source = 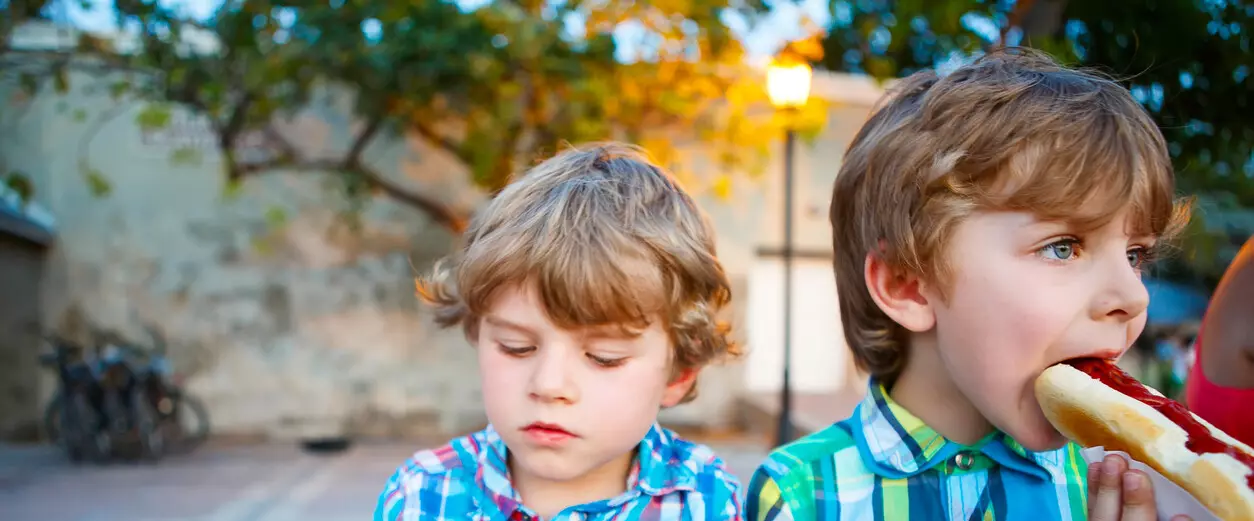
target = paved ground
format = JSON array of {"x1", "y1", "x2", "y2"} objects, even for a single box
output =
[{"x1": 0, "y1": 438, "x2": 770, "y2": 521}]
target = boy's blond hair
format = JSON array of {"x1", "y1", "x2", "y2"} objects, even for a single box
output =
[
  {"x1": 419, "y1": 142, "x2": 736, "y2": 403},
  {"x1": 830, "y1": 48, "x2": 1190, "y2": 385}
]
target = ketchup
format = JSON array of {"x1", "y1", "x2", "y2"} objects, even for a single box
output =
[{"x1": 1067, "y1": 358, "x2": 1254, "y2": 489}]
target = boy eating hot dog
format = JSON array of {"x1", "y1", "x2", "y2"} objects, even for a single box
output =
[{"x1": 746, "y1": 49, "x2": 1192, "y2": 520}]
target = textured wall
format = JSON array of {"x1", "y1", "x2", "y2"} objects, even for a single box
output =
[{"x1": 3, "y1": 68, "x2": 859, "y2": 438}]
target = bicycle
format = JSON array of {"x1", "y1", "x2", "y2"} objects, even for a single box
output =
[{"x1": 38, "y1": 336, "x2": 109, "y2": 463}]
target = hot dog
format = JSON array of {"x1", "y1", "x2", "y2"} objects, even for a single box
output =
[{"x1": 1035, "y1": 358, "x2": 1254, "y2": 521}]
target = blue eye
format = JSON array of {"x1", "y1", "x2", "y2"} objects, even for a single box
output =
[
  {"x1": 1127, "y1": 247, "x2": 1158, "y2": 269},
  {"x1": 1040, "y1": 239, "x2": 1080, "y2": 261}
]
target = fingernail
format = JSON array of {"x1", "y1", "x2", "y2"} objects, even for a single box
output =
[
  {"x1": 1102, "y1": 457, "x2": 1119, "y2": 476},
  {"x1": 1123, "y1": 473, "x2": 1142, "y2": 493}
]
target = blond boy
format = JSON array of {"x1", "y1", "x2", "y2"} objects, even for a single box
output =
[
  {"x1": 374, "y1": 143, "x2": 743, "y2": 520},
  {"x1": 746, "y1": 49, "x2": 1190, "y2": 520}
]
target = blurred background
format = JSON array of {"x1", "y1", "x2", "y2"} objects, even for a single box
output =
[{"x1": 1, "y1": 0, "x2": 1251, "y2": 519}]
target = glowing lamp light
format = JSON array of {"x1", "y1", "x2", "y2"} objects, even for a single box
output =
[{"x1": 766, "y1": 59, "x2": 813, "y2": 109}]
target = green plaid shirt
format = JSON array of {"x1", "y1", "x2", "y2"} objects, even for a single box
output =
[{"x1": 746, "y1": 382, "x2": 1090, "y2": 520}]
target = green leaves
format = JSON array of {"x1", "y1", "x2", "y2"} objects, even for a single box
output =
[
  {"x1": 170, "y1": 147, "x2": 203, "y2": 166},
  {"x1": 33, "y1": 0, "x2": 777, "y2": 231},
  {"x1": 4, "y1": 171, "x2": 34, "y2": 203},
  {"x1": 135, "y1": 103, "x2": 172, "y2": 132},
  {"x1": 79, "y1": 166, "x2": 112, "y2": 197},
  {"x1": 264, "y1": 206, "x2": 288, "y2": 227},
  {"x1": 109, "y1": 81, "x2": 131, "y2": 101},
  {"x1": 817, "y1": 0, "x2": 1254, "y2": 290}
]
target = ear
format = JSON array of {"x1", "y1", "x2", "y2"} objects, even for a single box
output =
[
  {"x1": 661, "y1": 368, "x2": 698, "y2": 407},
  {"x1": 864, "y1": 251, "x2": 936, "y2": 333}
]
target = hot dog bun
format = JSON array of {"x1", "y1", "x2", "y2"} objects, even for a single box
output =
[{"x1": 1035, "y1": 363, "x2": 1254, "y2": 521}]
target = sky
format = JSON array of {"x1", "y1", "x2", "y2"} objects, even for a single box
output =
[{"x1": 48, "y1": 0, "x2": 833, "y2": 64}]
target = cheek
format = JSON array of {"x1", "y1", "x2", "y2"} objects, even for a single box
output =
[
  {"x1": 579, "y1": 364, "x2": 672, "y2": 430},
  {"x1": 478, "y1": 348, "x2": 523, "y2": 400},
  {"x1": 938, "y1": 280, "x2": 1073, "y2": 385}
]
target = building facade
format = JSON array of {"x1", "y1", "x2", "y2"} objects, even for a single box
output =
[{"x1": 0, "y1": 23, "x2": 883, "y2": 440}]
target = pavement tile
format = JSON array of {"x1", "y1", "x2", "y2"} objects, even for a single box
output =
[{"x1": 0, "y1": 439, "x2": 769, "y2": 521}]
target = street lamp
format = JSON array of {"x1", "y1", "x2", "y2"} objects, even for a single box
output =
[{"x1": 766, "y1": 55, "x2": 811, "y2": 448}]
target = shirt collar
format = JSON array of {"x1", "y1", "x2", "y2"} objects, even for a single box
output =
[
  {"x1": 473, "y1": 425, "x2": 526, "y2": 517},
  {"x1": 632, "y1": 423, "x2": 700, "y2": 496},
  {"x1": 472, "y1": 423, "x2": 697, "y2": 516},
  {"x1": 853, "y1": 380, "x2": 1061, "y2": 478}
]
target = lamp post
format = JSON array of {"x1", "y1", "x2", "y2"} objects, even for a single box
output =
[{"x1": 766, "y1": 56, "x2": 812, "y2": 448}]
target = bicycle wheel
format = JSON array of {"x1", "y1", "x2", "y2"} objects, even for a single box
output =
[
  {"x1": 65, "y1": 391, "x2": 109, "y2": 464},
  {"x1": 166, "y1": 391, "x2": 210, "y2": 454},
  {"x1": 132, "y1": 388, "x2": 165, "y2": 462}
]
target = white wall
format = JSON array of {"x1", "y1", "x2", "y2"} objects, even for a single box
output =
[
  {"x1": 741, "y1": 101, "x2": 879, "y2": 396},
  {"x1": 744, "y1": 258, "x2": 848, "y2": 393}
]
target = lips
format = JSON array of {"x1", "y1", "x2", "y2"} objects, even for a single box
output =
[
  {"x1": 1056, "y1": 351, "x2": 1122, "y2": 368},
  {"x1": 520, "y1": 422, "x2": 577, "y2": 447}
]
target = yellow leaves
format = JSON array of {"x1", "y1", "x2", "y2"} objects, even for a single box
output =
[
  {"x1": 778, "y1": 28, "x2": 827, "y2": 64},
  {"x1": 723, "y1": 76, "x2": 766, "y2": 108},
  {"x1": 709, "y1": 174, "x2": 733, "y2": 200}
]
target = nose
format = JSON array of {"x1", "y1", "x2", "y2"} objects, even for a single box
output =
[
  {"x1": 1089, "y1": 254, "x2": 1150, "y2": 322},
  {"x1": 527, "y1": 346, "x2": 579, "y2": 404}
]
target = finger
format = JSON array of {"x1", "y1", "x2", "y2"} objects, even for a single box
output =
[
  {"x1": 1088, "y1": 455, "x2": 1127, "y2": 521},
  {"x1": 1086, "y1": 462, "x2": 1100, "y2": 498},
  {"x1": 1119, "y1": 471, "x2": 1157, "y2": 521}
]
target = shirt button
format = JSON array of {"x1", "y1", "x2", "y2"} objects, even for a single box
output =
[{"x1": 954, "y1": 452, "x2": 975, "y2": 471}]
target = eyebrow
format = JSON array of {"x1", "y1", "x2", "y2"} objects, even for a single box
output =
[{"x1": 483, "y1": 315, "x2": 537, "y2": 336}]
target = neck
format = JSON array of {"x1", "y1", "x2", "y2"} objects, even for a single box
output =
[
  {"x1": 510, "y1": 449, "x2": 636, "y2": 520},
  {"x1": 890, "y1": 333, "x2": 993, "y2": 445}
]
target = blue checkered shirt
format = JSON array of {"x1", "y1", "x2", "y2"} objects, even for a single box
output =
[{"x1": 374, "y1": 423, "x2": 743, "y2": 520}]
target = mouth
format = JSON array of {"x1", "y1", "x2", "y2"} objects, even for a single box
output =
[
  {"x1": 520, "y1": 422, "x2": 577, "y2": 446},
  {"x1": 1055, "y1": 351, "x2": 1122, "y2": 368}
]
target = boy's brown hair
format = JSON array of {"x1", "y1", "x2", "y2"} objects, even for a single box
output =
[
  {"x1": 419, "y1": 142, "x2": 736, "y2": 403},
  {"x1": 830, "y1": 48, "x2": 1190, "y2": 385}
]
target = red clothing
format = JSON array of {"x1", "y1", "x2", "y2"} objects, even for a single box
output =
[{"x1": 1186, "y1": 334, "x2": 1254, "y2": 448}]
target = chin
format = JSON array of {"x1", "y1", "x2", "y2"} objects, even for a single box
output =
[
  {"x1": 1007, "y1": 412, "x2": 1071, "y2": 453},
  {"x1": 1015, "y1": 428, "x2": 1070, "y2": 452},
  {"x1": 512, "y1": 451, "x2": 592, "y2": 481}
]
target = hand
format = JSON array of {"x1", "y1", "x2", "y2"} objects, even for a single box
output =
[{"x1": 1088, "y1": 454, "x2": 1192, "y2": 521}]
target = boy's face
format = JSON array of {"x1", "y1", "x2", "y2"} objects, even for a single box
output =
[
  {"x1": 921, "y1": 209, "x2": 1153, "y2": 451},
  {"x1": 475, "y1": 283, "x2": 694, "y2": 485}
]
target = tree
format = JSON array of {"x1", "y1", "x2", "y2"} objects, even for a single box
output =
[
  {"x1": 3, "y1": 0, "x2": 786, "y2": 232},
  {"x1": 816, "y1": 0, "x2": 1254, "y2": 288}
]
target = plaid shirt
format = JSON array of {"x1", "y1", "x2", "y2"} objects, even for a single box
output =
[
  {"x1": 374, "y1": 423, "x2": 743, "y2": 521},
  {"x1": 746, "y1": 382, "x2": 1090, "y2": 521}
]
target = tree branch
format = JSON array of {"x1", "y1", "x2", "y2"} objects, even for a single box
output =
[
  {"x1": 412, "y1": 120, "x2": 474, "y2": 165},
  {"x1": 354, "y1": 164, "x2": 469, "y2": 232},
  {"x1": 346, "y1": 115, "x2": 385, "y2": 166},
  {"x1": 228, "y1": 122, "x2": 469, "y2": 232}
]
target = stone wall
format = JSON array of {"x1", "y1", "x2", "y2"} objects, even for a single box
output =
[{"x1": 2, "y1": 66, "x2": 825, "y2": 439}]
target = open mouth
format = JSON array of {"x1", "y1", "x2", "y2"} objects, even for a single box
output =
[{"x1": 1057, "y1": 352, "x2": 1122, "y2": 369}]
